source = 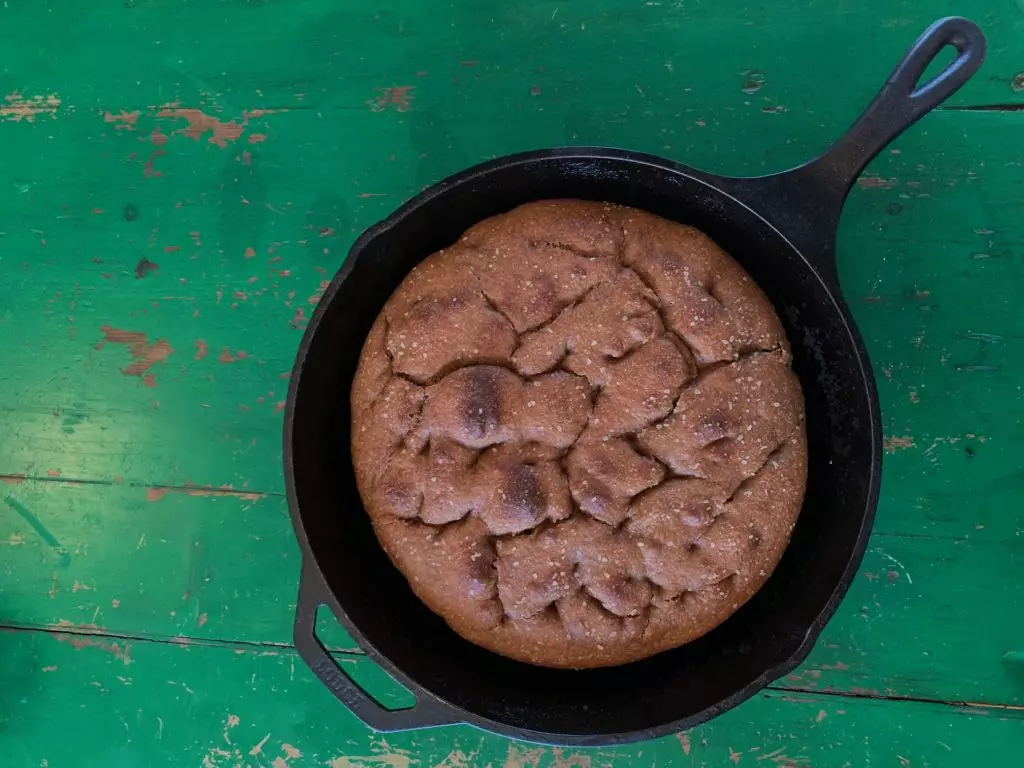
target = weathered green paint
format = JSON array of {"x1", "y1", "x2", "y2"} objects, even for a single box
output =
[
  {"x1": 1, "y1": 628, "x2": 1021, "y2": 767},
  {"x1": 1, "y1": 0, "x2": 1023, "y2": 763}
]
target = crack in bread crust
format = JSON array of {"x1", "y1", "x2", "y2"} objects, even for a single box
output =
[{"x1": 351, "y1": 200, "x2": 807, "y2": 669}]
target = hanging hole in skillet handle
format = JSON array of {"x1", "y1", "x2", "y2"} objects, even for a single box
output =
[
  {"x1": 293, "y1": 563, "x2": 462, "y2": 731},
  {"x1": 809, "y1": 16, "x2": 987, "y2": 188},
  {"x1": 730, "y1": 18, "x2": 986, "y2": 274}
]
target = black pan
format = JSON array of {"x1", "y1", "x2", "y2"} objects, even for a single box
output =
[{"x1": 285, "y1": 17, "x2": 986, "y2": 746}]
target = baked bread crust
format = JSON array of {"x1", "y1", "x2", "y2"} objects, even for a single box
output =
[{"x1": 351, "y1": 200, "x2": 807, "y2": 668}]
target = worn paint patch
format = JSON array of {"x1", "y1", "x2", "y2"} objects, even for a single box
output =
[
  {"x1": 369, "y1": 86, "x2": 413, "y2": 112},
  {"x1": 157, "y1": 105, "x2": 243, "y2": 146},
  {"x1": 308, "y1": 280, "x2": 330, "y2": 306},
  {"x1": 218, "y1": 348, "x2": 248, "y2": 364},
  {"x1": 432, "y1": 749, "x2": 480, "y2": 768},
  {"x1": 96, "y1": 325, "x2": 174, "y2": 380},
  {"x1": 103, "y1": 109, "x2": 140, "y2": 130},
  {"x1": 187, "y1": 483, "x2": 263, "y2": 501},
  {"x1": 883, "y1": 435, "x2": 915, "y2": 451},
  {"x1": 194, "y1": 339, "x2": 208, "y2": 360},
  {"x1": 249, "y1": 734, "x2": 271, "y2": 757},
  {"x1": 149, "y1": 103, "x2": 282, "y2": 147},
  {"x1": 52, "y1": 627, "x2": 132, "y2": 665},
  {"x1": 330, "y1": 740, "x2": 415, "y2": 768},
  {"x1": 146, "y1": 487, "x2": 169, "y2": 502},
  {"x1": 146, "y1": 483, "x2": 263, "y2": 502},
  {"x1": 550, "y1": 750, "x2": 591, "y2": 767},
  {"x1": 1, "y1": 92, "x2": 61, "y2": 122},
  {"x1": 503, "y1": 746, "x2": 547, "y2": 768},
  {"x1": 328, "y1": 756, "x2": 412, "y2": 768},
  {"x1": 857, "y1": 175, "x2": 898, "y2": 189},
  {"x1": 144, "y1": 148, "x2": 166, "y2": 177},
  {"x1": 677, "y1": 733, "x2": 691, "y2": 755}
]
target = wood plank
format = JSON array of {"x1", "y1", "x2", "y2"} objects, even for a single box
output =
[
  {"x1": 1, "y1": 112, "x2": 1022, "y2": 490},
  {"x1": 0, "y1": 479, "x2": 298, "y2": 645},
  {"x1": 2, "y1": 477, "x2": 1022, "y2": 707},
  {"x1": 1, "y1": 627, "x2": 1021, "y2": 766}
]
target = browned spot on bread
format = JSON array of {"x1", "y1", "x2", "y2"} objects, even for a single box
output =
[{"x1": 459, "y1": 366, "x2": 503, "y2": 442}]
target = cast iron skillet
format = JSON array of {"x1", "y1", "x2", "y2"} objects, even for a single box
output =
[{"x1": 285, "y1": 17, "x2": 986, "y2": 746}]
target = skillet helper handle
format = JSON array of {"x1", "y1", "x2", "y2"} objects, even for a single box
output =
[
  {"x1": 294, "y1": 562, "x2": 461, "y2": 731},
  {"x1": 808, "y1": 16, "x2": 986, "y2": 188}
]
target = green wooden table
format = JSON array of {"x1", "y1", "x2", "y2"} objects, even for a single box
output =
[{"x1": 2, "y1": 1, "x2": 1023, "y2": 765}]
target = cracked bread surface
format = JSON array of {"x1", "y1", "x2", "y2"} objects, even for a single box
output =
[{"x1": 351, "y1": 200, "x2": 807, "y2": 669}]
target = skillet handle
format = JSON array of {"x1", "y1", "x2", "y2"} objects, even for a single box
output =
[
  {"x1": 730, "y1": 17, "x2": 986, "y2": 277},
  {"x1": 806, "y1": 16, "x2": 985, "y2": 187},
  {"x1": 294, "y1": 562, "x2": 461, "y2": 732}
]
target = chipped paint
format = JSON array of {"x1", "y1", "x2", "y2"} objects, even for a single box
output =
[
  {"x1": 52, "y1": 629, "x2": 132, "y2": 665},
  {"x1": 883, "y1": 435, "x2": 915, "y2": 451},
  {"x1": 103, "y1": 109, "x2": 140, "y2": 130},
  {"x1": 432, "y1": 748, "x2": 480, "y2": 768},
  {"x1": 503, "y1": 746, "x2": 547, "y2": 768},
  {"x1": 146, "y1": 482, "x2": 264, "y2": 502},
  {"x1": 677, "y1": 733, "x2": 691, "y2": 755},
  {"x1": 155, "y1": 104, "x2": 244, "y2": 146},
  {"x1": 96, "y1": 325, "x2": 174, "y2": 380},
  {"x1": 331, "y1": 740, "x2": 415, "y2": 768},
  {"x1": 144, "y1": 487, "x2": 161, "y2": 502},
  {"x1": 218, "y1": 348, "x2": 248, "y2": 364},
  {"x1": 139, "y1": 103, "x2": 284, "y2": 147},
  {"x1": 857, "y1": 175, "x2": 898, "y2": 189},
  {"x1": 551, "y1": 750, "x2": 591, "y2": 768},
  {"x1": 186, "y1": 483, "x2": 264, "y2": 501},
  {"x1": 249, "y1": 734, "x2": 271, "y2": 756},
  {"x1": 308, "y1": 279, "x2": 330, "y2": 306},
  {"x1": 329, "y1": 756, "x2": 412, "y2": 768},
  {"x1": 1, "y1": 92, "x2": 61, "y2": 122},
  {"x1": 369, "y1": 86, "x2": 414, "y2": 112},
  {"x1": 144, "y1": 149, "x2": 166, "y2": 177}
]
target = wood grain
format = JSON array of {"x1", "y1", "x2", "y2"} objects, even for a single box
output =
[{"x1": 1, "y1": 0, "x2": 1023, "y2": 762}]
